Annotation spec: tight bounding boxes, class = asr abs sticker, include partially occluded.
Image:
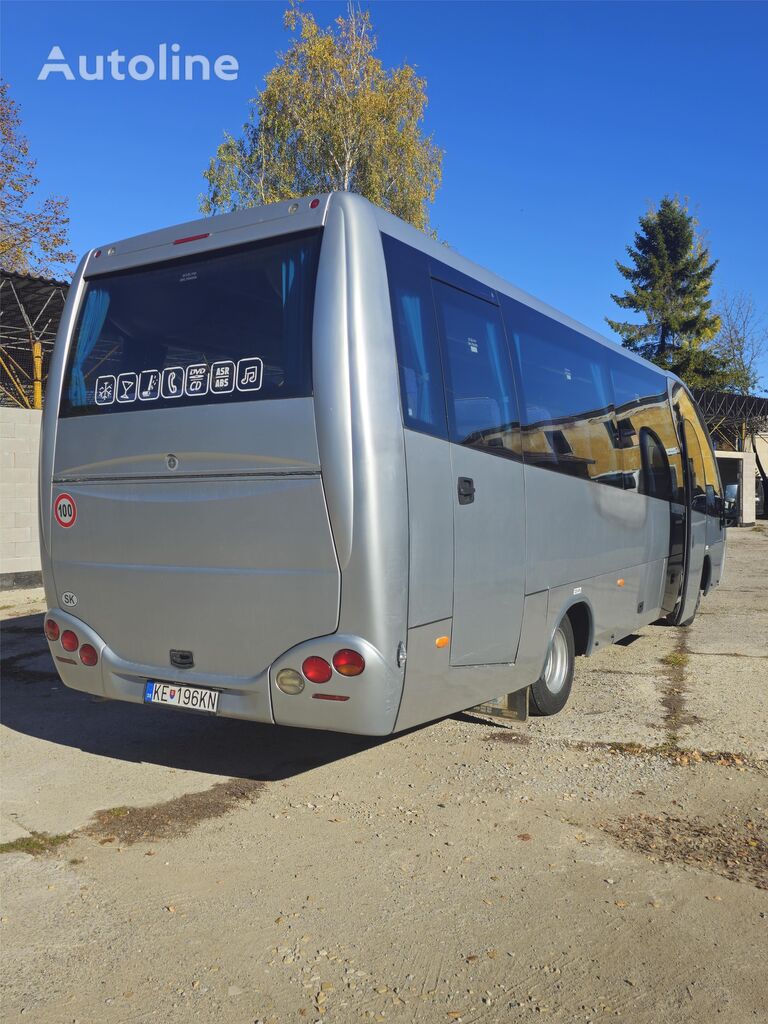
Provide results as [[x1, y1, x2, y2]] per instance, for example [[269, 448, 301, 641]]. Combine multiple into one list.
[[54, 493, 77, 528], [93, 357, 263, 407]]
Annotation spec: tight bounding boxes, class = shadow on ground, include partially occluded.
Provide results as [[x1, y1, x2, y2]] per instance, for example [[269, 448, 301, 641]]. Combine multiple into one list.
[[0, 612, 388, 782]]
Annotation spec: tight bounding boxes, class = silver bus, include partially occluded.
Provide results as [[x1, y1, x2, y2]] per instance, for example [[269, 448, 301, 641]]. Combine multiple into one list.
[[40, 193, 726, 735]]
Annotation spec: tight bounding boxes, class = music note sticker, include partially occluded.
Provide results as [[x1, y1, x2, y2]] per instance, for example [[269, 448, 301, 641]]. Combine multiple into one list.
[[236, 357, 263, 392]]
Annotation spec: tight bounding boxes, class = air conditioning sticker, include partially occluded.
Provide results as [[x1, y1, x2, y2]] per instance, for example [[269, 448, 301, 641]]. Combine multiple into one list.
[[93, 359, 264, 406], [95, 375, 116, 405], [54, 493, 77, 528]]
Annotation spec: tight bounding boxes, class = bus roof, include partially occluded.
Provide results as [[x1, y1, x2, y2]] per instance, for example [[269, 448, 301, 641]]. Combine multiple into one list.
[[81, 191, 682, 388]]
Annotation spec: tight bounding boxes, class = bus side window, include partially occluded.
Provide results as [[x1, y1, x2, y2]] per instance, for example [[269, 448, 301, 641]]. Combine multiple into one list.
[[673, 385, 722, 514], [503, 297, 622, 486], [639, 427, 673, 501], [431, 280, 521, 458], [381, 234, 448, 440], [611, 359, 684, 501]]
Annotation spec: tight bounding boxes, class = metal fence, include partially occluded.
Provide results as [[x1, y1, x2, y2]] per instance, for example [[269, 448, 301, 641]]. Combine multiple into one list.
[[0, 271, 69, 409]]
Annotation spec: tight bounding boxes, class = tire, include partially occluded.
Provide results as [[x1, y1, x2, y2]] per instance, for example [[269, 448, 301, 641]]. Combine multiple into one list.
[[679, 589, 701, 628], [530, 615, 575, 716], [664, 587, 701, 627]]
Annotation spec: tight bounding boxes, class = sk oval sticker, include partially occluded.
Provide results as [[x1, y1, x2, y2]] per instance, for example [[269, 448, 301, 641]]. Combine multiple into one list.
[[54, 493, 77, 528]]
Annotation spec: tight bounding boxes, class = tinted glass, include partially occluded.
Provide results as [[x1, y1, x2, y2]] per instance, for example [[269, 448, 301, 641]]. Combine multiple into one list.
[[503, 297, 622, 485], [381, 233, 448, 439], [433, 281, 521, 458], [610, 357, 683, 501], [639, 428, 674, 501], [673, 385, 721, 510], [60, 230, 322, 417]]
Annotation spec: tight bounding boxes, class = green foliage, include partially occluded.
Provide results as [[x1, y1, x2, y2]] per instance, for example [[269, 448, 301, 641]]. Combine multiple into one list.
[[0, 80, 74, 277], [0, 831, 69, 856], [201, 2, 443, 231], [606, 197, 720, 377], [664, 344, 734, 391]]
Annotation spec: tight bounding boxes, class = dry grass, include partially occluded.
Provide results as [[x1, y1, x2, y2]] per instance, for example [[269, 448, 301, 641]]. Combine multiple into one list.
[[662, 651, 690, 668]]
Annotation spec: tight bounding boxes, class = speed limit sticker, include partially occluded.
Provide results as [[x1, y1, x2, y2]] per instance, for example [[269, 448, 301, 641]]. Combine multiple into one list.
[[54, 493, 77, 528]]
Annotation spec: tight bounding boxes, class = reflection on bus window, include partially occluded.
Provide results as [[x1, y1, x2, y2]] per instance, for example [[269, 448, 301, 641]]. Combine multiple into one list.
[[611, 358, 683, 502], [503, 296, 622, 486], [674, 385, 722, 513], [382, 234, 448, 439], [60, 231, 322, 418], [433, 281, 521, 458]]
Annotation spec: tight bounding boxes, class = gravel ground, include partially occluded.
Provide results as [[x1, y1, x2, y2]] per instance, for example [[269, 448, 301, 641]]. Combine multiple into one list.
[[0, 528, 766, 1024]]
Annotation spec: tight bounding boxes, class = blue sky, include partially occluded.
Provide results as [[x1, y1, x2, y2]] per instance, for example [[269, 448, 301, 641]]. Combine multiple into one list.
[[4, 0, 768, 389]]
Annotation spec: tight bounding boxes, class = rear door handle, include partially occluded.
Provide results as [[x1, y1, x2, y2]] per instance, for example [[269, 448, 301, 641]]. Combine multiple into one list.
[[457, 476, 475, 505]]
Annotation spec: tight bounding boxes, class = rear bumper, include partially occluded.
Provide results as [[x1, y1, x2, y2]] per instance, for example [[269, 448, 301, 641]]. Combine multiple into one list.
[[44, 609, 403, 735], [44, 609, 273, 724]]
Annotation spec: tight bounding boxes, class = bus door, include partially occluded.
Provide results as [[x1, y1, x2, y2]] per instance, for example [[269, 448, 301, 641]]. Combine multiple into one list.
[[430, 277, 526, 666], [670, 417, 708, 624]]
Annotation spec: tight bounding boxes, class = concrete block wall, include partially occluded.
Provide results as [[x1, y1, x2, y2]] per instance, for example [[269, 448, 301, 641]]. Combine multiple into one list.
[[0, 408, 42, 587]]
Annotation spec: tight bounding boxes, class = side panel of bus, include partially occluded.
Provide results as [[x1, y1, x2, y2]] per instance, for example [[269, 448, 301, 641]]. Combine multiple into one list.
[[382, 217, 703, 731]]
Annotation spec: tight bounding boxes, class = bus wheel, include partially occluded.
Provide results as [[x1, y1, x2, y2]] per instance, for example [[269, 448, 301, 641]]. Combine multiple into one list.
[[665, 588, 701, 627], [530, 616, 575, 716], [679, 590, 701, 627]]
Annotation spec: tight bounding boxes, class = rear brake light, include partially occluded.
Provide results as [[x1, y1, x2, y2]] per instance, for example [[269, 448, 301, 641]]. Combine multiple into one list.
[[173, 232, 210, 245], [333, 649, 365, 676], [79, 644, 98, 666], [302, 656, 332, 683], [61, 630, 79, 652], [44, 619, 60, 641]]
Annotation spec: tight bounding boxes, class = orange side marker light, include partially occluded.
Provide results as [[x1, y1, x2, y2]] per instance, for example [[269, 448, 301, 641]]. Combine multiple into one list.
[[435, 636, 450, 649], [617, 578, 625, 587]]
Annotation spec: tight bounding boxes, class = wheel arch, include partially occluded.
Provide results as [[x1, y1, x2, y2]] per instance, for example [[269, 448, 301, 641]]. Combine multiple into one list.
[[544, 596, 595, 670], [566, 601, 594, 657]]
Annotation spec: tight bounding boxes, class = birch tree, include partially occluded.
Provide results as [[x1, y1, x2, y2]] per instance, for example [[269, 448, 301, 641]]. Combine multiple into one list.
[[201, 3, 443, 232]]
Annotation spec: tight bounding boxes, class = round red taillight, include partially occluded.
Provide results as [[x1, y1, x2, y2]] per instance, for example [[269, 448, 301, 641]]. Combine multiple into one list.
[[44, 619, 60, 642], [79, 643, 98, 667], [302, 656, 332, 684], [60, 630, 79, 652], [332, 649, 365, 677], [310, 198, 320, 209]]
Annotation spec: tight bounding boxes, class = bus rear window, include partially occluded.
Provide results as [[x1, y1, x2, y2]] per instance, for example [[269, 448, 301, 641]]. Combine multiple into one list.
[[60, 229, 322, 417]]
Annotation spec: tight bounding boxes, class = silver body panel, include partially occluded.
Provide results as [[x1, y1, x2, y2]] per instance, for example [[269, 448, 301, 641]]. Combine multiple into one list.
[[41, 192, 725, 736]]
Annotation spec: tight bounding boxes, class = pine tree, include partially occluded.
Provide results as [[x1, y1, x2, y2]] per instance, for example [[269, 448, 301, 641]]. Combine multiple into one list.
[[606, 197, 720, 369]]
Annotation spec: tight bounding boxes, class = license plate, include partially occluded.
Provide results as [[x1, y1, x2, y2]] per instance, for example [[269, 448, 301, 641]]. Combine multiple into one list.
[[143, 680, 219, 714]]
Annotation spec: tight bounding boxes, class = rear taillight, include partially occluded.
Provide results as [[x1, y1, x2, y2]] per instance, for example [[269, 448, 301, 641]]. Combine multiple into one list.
[[79, 643, 98, 667], [44, 619, 60, 642], [332, 649, 365, 676], [61, 630, 79, 652], [302, 656, 332, 684]]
